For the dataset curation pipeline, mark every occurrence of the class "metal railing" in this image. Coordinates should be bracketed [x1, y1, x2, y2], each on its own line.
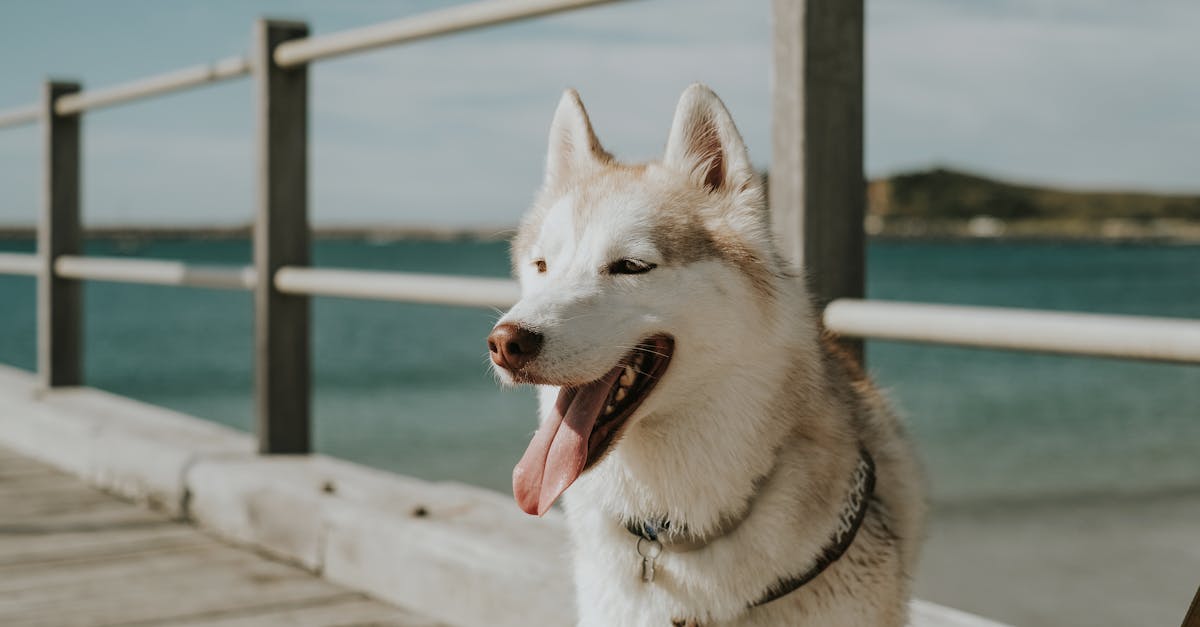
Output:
[273, 0, 624, 66]
[7, 247, 1200, 364]
[0, 253, 40, 276]
[0, 0, 621, 126]
[54, 57, 252, 115]
[53, 256, 257, 291]
[825, 300, 1200, 364]
[0, 0, 1196, 455]
[0, 0, 635, 454]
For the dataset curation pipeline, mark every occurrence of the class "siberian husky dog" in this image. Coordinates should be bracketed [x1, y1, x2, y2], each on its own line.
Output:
[488, 84, 925, 626]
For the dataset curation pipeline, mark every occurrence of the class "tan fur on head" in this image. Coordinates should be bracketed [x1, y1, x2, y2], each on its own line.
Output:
[515, 85, 783, 298]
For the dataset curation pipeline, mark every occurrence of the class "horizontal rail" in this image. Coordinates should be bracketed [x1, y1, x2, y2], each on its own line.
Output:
[55, 256, 256, 290]
[0, 253, 40, 276]
[19, 253, 1200, 365]
[274, 266, 519, 308]
[56, 56, 250, 115]
[825, 299, 1200, 365]
[0, 0, 621, 126]
[274, 0, 624, 67]
[0, 105, 39, 129]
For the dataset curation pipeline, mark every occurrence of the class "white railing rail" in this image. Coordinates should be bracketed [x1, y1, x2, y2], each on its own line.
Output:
[0, 253, 40, 276]
[53, 255, 257, 291]
[0, 0, 634, 452]
[4, 253, 1197, 365]
[274, 266, 519, 308]
[824, 299, 1200, 365]
[0, 0, 623, 128]
[54, 57, 251, 116]
[274, 0, 625, 67]
[0, 105, 39, 128]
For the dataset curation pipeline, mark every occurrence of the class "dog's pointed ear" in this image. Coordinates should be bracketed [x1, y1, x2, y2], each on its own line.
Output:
[544, 89, 608, 186]
[663, 84, 756, 195]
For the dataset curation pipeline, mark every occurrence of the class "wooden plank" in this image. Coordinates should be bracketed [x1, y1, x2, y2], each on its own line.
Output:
[0, 459, 61, 481]
[253, 19, 311, 454]
[1182, 585, 1200, 627]
[770, 0, 865, 358]
[0, 468, 156, 523]
[0, 444, 437, 626]
[0, 524, 201, 571]
[0, 484, 129, 522]
[37, 81, 83, 388]
[0, 469, 98, 493]
[0, 541, 251, 594]
[1, 569, 353, 627]
[172, 596, 448, 627]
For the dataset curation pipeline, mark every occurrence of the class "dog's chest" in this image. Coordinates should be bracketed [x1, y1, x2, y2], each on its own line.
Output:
[566, 510, 747, 626]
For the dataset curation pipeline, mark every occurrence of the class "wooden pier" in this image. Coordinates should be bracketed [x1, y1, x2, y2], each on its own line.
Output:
[0, 443, 440, 627]
[0, 1, 1196, 625]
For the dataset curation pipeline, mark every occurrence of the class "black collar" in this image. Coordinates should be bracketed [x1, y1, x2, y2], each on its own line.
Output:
[749, 449, 876, 606]
[625, 447, 876, 609]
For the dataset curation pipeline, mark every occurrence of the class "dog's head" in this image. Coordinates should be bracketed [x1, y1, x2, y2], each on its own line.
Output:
[489, 84, 785, 515]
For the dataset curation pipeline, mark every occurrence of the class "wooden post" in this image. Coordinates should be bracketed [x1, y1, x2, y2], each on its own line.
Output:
[253, 19, 311, 454]
[770, 0, 865, 359]
[38, 81, 83, 389]
[1182, 584, 1200, 627]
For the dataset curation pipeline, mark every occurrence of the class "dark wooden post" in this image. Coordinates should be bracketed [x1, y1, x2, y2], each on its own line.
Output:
[1181, 584, 1200, 627]
[253, 19, 311, 454]
[770, 0, 865, 359]
[38, 81, 83, 389]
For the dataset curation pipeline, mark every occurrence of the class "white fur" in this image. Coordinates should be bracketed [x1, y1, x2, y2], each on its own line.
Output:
[495, 84, 925, 627]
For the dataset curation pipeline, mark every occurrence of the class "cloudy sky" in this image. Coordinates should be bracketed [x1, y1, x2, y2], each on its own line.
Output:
[0, 0, 1196, 228]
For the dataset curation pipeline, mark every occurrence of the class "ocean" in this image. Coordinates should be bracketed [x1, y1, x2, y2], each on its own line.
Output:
[0, 238, 1197, 505]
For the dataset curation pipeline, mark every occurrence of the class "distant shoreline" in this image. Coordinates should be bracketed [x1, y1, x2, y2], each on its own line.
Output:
[4, 167, 1197, 244]
[0, 225, 515, 242]
[5, 167, 1198, 244]
[867, 216, 1200, 244]
[2, 219, 1199, 244]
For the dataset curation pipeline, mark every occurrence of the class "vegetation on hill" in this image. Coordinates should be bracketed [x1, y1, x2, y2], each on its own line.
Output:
[868, 168, 1200, 222]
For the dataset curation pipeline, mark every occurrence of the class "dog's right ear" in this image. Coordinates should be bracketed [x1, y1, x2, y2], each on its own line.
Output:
[663, 84, 756, 196]
[544, 89, 608, 187]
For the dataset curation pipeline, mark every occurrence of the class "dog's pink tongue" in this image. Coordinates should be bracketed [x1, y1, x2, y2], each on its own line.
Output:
[513, 368, 620, 516]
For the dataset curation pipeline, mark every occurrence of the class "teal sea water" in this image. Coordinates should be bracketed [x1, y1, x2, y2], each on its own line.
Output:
[0, 238, 1197, 504]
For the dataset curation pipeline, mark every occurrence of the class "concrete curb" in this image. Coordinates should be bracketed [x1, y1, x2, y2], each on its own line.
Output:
[0, 365, 573, 626]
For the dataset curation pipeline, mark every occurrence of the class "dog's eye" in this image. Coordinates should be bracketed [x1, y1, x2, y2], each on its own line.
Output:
[607, 259, 656, 275]
[533, 259, 547, 274]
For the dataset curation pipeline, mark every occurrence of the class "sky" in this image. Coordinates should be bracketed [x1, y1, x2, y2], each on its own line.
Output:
[0, 0, 1197, 228]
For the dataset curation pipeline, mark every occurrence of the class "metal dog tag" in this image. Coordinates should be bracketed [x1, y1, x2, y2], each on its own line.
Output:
[638, 537, 662, 583]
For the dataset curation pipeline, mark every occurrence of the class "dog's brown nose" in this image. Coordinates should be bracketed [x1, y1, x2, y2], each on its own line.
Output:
[488, 323, 543, 371]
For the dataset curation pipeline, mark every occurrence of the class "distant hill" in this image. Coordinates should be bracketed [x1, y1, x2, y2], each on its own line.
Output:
[859, 168, 1200, 240]
[2, 168, 1198, 242]
[869, 168, 1200, 222]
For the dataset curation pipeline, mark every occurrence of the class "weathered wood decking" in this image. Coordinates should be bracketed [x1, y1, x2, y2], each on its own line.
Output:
[0, 444, 441, 627]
